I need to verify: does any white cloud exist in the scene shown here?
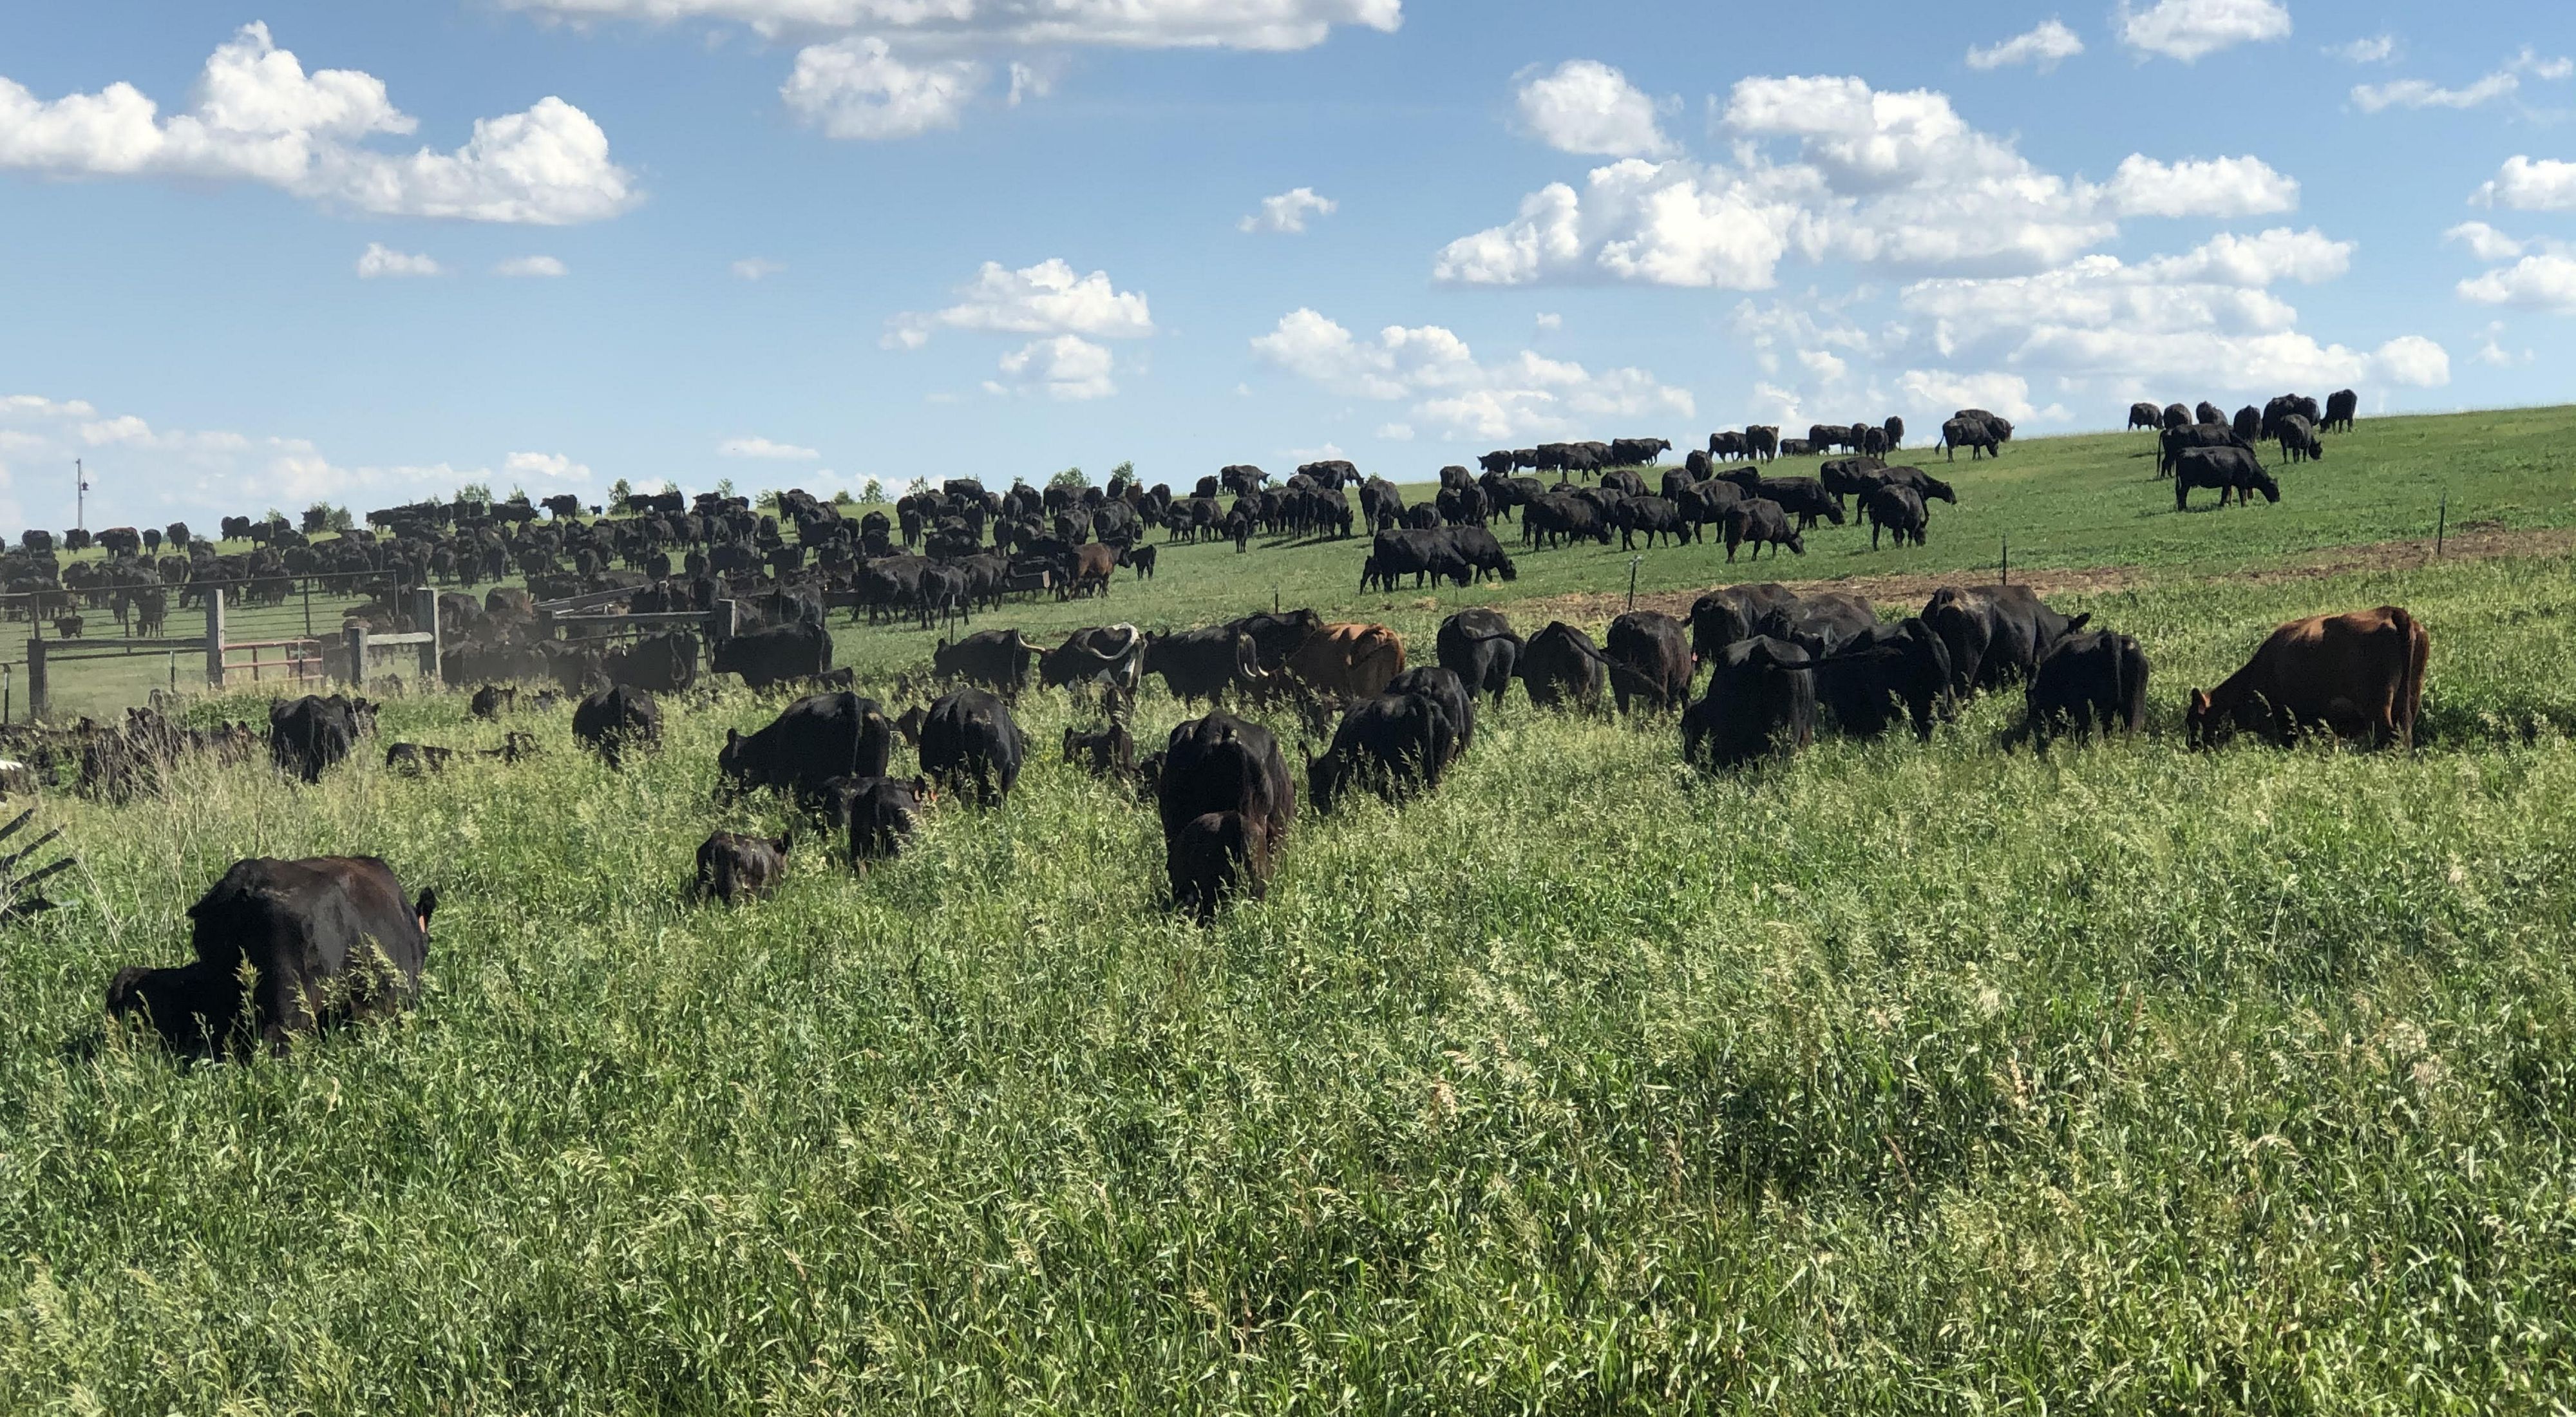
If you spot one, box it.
[2473,157,2576,212]
[356,242,443,278]
[2331,35,2395,64]
[505,450,592,482]
[1376,422,1414,441]
[1966,19,2085,71]
[1896,369,2058,423]
[1250,307,1692,441]
[0,24,636,223]
[1006,61,1058,106]
[782,37,981,140]
[731,256,786,280]
[2373,336,2451,386]
[2117,0,2291,62]
[2444,222,2529,261]
[1534,312,1562,330]
[2457,253,2576,312]
[885,258,1152,348]
[718,435,822,459]
[2521,48,2576,82]
[1513,59,1674,158]
[2353,71,2519,112]
[496,0,1404,52]
[2105,153,2298,217]
[2471,321,2532,366]
[996,335,1117,399]
[1239,186,1336,233]
[496,254,568,277]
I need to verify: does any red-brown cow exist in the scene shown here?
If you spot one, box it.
[2188,606,2429,748]
[1284,623,1406,701]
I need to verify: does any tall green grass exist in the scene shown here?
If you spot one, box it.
[1,553,2571,1411]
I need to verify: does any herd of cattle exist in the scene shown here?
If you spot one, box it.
[2132,390,2357,509]
[88,573,2430,1059]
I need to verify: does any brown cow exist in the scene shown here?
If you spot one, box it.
[2188,606,2428,748]
[1283,623,1406,701]
[1067,544,1117,598]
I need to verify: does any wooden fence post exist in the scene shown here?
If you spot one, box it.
[26,640,46,723]
[203,587,227,690]
[412,586,442,683]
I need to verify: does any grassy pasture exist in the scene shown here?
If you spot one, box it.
[1,528,2573,1409]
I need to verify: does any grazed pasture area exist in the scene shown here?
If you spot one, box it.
[1,410,2574,1411]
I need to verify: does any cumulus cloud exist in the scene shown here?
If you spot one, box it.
[885,258,1152,348]
[782,37,981,139]
[2351,46,2566,111]
[505,450,592,482]
[2444,222,2528,261]
[718,435,821,459]
[994,336,1116,399]
[1437,76,2299,289]
[496,0,1403,52]
[496,254,567,277]
[2105,154,2298,217]
[1513,59,1674,158]
[357,242,442,278]
[1896,370,2057,424]
[2331,35,2396,64]
[1250,307,1692,441]
[2473,156,2576,211]
[731,256,785,280]
[1966,19,2085,72]
[2457,254,2576,312]
[0,24,636,223]
[1240,186,1336,233]
[1375,423,1414,441]
[2117,0,2291,62]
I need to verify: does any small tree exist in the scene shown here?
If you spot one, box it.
[715,477,736,500]
[1108,460,1135,484]
[754,487,782,511]
[859,477,885,504]
[1048,466,1088,491]
[507,484,527,502]
[455,480,494,506]
[902,476,932,498]
[833,487,856,507]
[609,477,633,504]
[306,501,352,533]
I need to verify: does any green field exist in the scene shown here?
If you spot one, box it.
[2,409,2575,1411]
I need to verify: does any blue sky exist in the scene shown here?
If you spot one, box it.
[0,0,2569,531]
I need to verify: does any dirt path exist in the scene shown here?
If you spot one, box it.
[1509,523,2575,627]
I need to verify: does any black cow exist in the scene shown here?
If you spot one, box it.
[1819,455,1886,510]
[1812,620,1953,741]
[1940,417,1999,461]
[721,692,891,802]
[573,684,661,767]
[933,629,1041,696]
[1307,689,1461,813]
[2232,405,2262,442]
[1687,583,1801,661]
[383,743,455,775]
[1920,584,2090,696]
[1157,711,1296,851]
[269,694,374,784]
[692,832,792,905]
[1387,665,1477,756]
[2161,403,2192,432]
[469,684,518,719]
[1753,590,1878,656]
[1039,624,1145,693]
[1681,637,1815,770]
[2127,401,2162,432]
[817,775,933,866]
[1143,627,1266,703]
[1724,499,1803,561]
[1063,721,1135,778]
[1167,812,1271,924]
[916,689,1023,805]
[1864,484,1927,548]
[107,857,435,1056]
[712,622,831,689]
[1437,608,1522,707]
[2174,446,2280,510]
[1518,622,1606,711]
[2324,388,2358,433]
[2276,414,2325,464]
[605,630,697,693]
[1604,611,1692,713]
[2157,423,2252,477]
[1757,476,1842,531]
[2018,630,2150,748]
[1612,495,1692,549]
[2195,401,2224,426]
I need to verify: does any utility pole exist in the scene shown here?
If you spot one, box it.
[75,459,88,531]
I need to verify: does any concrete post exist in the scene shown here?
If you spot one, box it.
[204,586,228,690]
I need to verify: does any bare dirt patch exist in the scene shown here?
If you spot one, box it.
[1511,525,2576,628]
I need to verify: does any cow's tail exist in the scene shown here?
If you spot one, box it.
[2389,605,2427,748]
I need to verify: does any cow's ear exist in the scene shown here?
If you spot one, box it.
[2189,689,2211,713]
[2067,613,2092,632]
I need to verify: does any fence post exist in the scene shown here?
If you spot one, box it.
[301,578,313,640]
[2434,491,2447,560]
[344,625,369,687]
[412,586,442,684]
[26,639,46,723]
[204,587,228,690]
[707,599,739,645]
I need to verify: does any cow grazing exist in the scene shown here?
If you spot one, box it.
[1307,689,1462,813]
[1142,627,1267,703]
[469,684,518,719]
[1864,484,1927,548]
[1437,608,1522,707]
[269,694,374,784]
[2174,446,2279,511]
[933,629,1041,696]
[692,832,792,905]
[2019,631,2150,748]
[2158,423,2253,479]
[721,692,892,804]
[1167,812,1272,924]
[817,775,934,865]
[1754,591,1878,657]
[1285,622,1406,703]
[711,621,832,690]
[1604,611,1692,713]
[2276,414,2325,464]
[1813,620,1953,741]
[2324,388,2358,433]
[1157,711,1297,850]
[1724,499,1803,561]
[1688,583,1802,662]
[2127,401,2162,432]
[573,684,662,768]
[1040,624,1145,694]
[605,631,697,694]
[1922,585,2090,696]
[1387,665,1477,756]
[1682,637,1817,769]
[2232,405,2262,442]
[2189,606,2428,749]
[1063,721,1136,778]
[383,743,455,775]
[916,689,1024,805]
[107,857,435,1056]
[1518,622,1607,711]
